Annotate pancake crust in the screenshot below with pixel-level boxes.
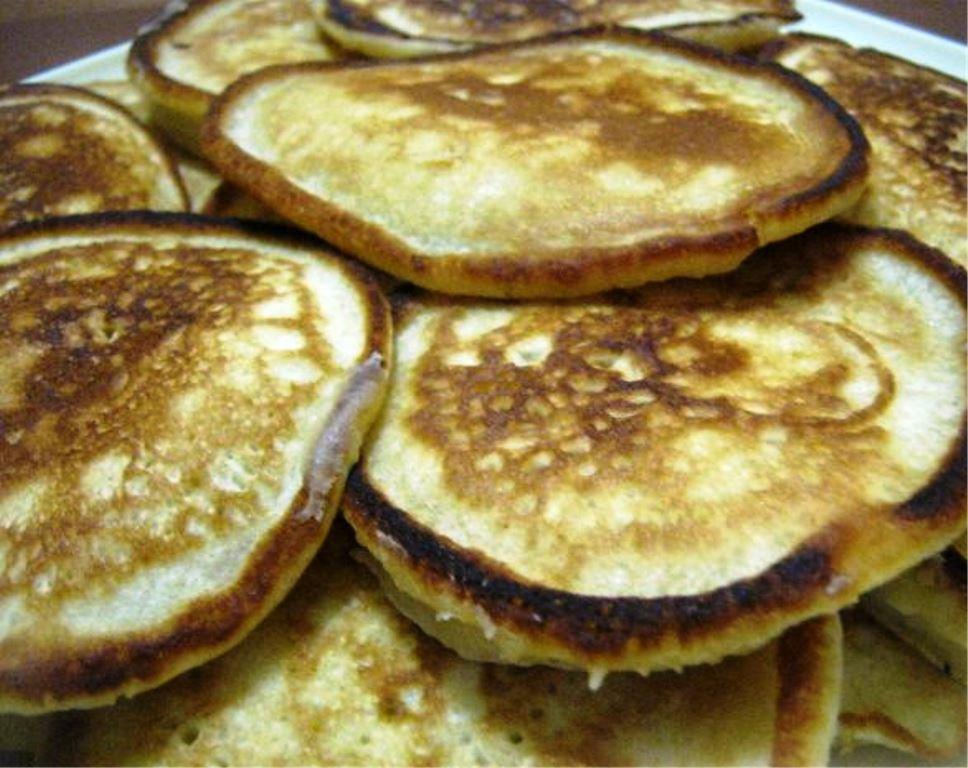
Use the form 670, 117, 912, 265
764, 33, 967, 267
344, 225, 966, 674
44, 524, 841, 766
0, 84, 188, 230
0, 213, 390, 713
203, 30, 869, 298
312, 0, 799, 57
838, 610, 967, 761
128, 0, 349, 152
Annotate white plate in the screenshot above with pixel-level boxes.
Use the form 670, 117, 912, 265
27, 41, 131, 84
18, 3, 968, 767
792, 0, 965, 77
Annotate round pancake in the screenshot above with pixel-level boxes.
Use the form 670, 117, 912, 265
0, 213, 390, 713
344, 224, 966, 675
128, 0, 349, 152
763, 33, 968, 268
311, 0, 800, 57
202, 30, 869, 298
45, 523, 842, 766
0, 84, 188, 230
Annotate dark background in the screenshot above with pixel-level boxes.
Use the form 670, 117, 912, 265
0, 1, 964, 84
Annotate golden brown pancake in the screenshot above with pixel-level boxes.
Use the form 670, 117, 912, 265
128, 0, 349, 153
763, 33, 967, 267
203, 30, 869, 298
311, 0, 800, 57
0, 84, 188, 230
81, 80, 223, 213
0, 213, 390, 713
44, 522, 842, 766
344, 224, 966, 676
838, 610, 966, 761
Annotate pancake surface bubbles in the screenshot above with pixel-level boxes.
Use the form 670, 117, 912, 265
0, 214, 390, 713
345, 225, 966, 674
764, 33, 967, 267
0, 85, 187, 230
203, 31, 869, 297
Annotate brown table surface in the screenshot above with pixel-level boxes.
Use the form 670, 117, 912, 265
0, 1, 965, 84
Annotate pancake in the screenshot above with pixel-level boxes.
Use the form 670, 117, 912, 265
0, 213, 390, 713
202, 30, 869, 298
311, 0, 800, 57
44, 522, 841, 766
861, 549, 967, 684
343, 224, 966, 676
81, 80, 223, 213
838, 610, 966, 761
0, 84, 188, 230
128, 0, 349, 153
763, 33, 967, 267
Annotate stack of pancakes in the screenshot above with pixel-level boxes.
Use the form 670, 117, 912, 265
0, 1, 964, 765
